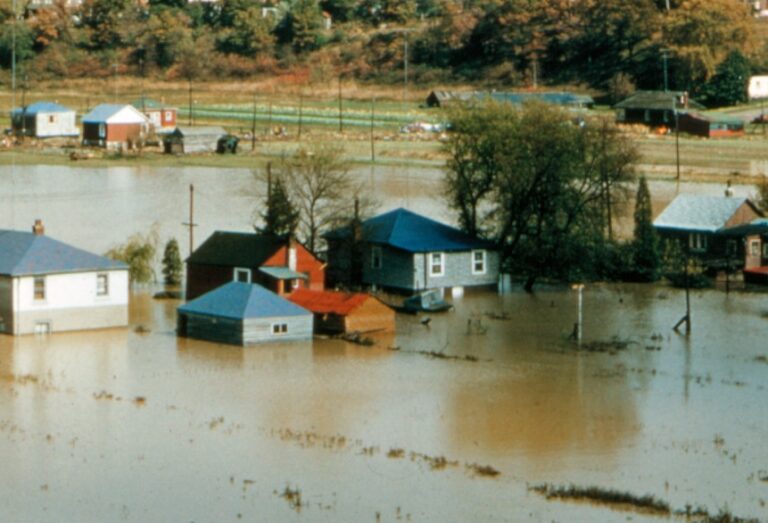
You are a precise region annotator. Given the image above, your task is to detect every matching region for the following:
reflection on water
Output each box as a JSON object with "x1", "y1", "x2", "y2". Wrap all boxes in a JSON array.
[{"x1": 0, "y1": 283, "x2": 765, "y2": 522}]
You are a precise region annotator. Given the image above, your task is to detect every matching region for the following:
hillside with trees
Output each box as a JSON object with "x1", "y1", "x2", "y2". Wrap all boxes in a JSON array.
[{"x1": 1, "y1": 0, "x2": 766, "y2": 104}]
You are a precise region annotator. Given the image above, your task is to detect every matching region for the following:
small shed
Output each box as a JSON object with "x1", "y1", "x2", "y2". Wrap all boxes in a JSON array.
[
  {"x1": 678, "y1": 112, "x2": 745, "y2": 138},
  {"x1": 177, "y1": 282, "x2": 313, "y2": 346},
  {"x1": 10, "y1": 102, "x2": 79, "y2": 138},
  {"x1": 614, "y1": 91, "x2": 705, "y2": 127},
  {"x1": 288, "y1": 288, "x2": 395, "y2": 334},
  {"x1": 81, "y1": 104, "x2": 149, "y2": 149},
  {"x1": 131, "y1": 98, "x2": 177, "y2": 134},
  {"x1": 163, "y1": 126, "x2": 227, "y2": 154}
]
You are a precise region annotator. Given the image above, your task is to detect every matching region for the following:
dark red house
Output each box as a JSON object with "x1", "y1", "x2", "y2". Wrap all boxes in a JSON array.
[
  {"x1": 185, "y1": 232, "x2": 325, "y2": 301},
  {"x1": 81, "y1": 104, "x2": 150, "y2": 149}
]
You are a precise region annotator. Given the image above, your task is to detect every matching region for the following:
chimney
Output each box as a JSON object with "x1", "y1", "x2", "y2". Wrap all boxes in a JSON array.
[
  {"x1": 288, "y1": 236, "x2": 297, "y2": 271},
  {"x1": 32, "y1": 219, "x2": 45, "y2": 236}
]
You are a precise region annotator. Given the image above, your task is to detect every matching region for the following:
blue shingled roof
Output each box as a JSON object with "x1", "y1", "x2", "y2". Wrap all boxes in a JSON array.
[
  {"x1": 653, "y1": 195, "x2": 757, "y2": 233},
  {"x1": 12, "y1": 102, "x2": 73, "y2": 115},
  {"x1": 326, "y1": 208, "x2": 495, "y2": 252},
  {"x1": 0, "y1": 230, "x2": 127, "y2": 276},
  {"x1": 178, "y1": 282, "x2": 311, "y2": 320}
]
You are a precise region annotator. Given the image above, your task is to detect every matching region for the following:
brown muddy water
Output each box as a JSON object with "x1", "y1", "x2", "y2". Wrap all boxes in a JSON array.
[{"x1": 0, "y1": 164, "x2": 767, "y2": 522}]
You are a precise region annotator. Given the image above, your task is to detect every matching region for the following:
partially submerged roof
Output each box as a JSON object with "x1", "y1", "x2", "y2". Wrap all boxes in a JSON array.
[
  {"x1": 0, "y1": 230, "x2": 127, "y2": 276},
  {"x1": 82, "y1": 104, "x2": 148, "y2": 124},
  {"x1": 325, "y1": 208, "x2": 495, "y2": 253},
  {"x1": 187, "y1": 232, "x2": 287, "y2": 267},
  {"x1": 614, "y1": 91, "x2": 705, "y2": 111},
  {"x1": 653, "y1": 195, "x2": 757, "y2": 232},
  {"x1": 12, "y1": 101, "x2": 74, "y2": 115},
  {"x1": 288, "y1": 288, "x2": 380, "y2": 315},
  {"x1": 178, "y1": 282, "x2": 310, "y2": 320}
]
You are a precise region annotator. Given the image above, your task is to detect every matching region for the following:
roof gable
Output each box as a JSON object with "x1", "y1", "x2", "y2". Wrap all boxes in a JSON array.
[
  {"x1": 653, "y1": 195, "x2": 758, "y2": 232},
  {"x1": 82, "y1": 104, "x2": 148, "y2": 124},
  {"x1": 178, "y1": 282, "x2": 310, "y2": 320},
  {"x1": 187, "y1": 232, "x2": 288, "y2": 267},
  {"x1": 326, "y1": 208, "x2": 495, "y2": 253},
  {"x1": 288, "y1": 288, "x2": 374, "y2": 315},
  {"x1": 0, "y1": 230, "x2": 127, "y2": 276}
]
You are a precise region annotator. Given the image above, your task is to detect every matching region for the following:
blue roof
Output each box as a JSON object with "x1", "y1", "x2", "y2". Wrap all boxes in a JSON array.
[
  {"x1": 178, "y1": 282, "x2": 311, "y2": 320},
  {"x1": 0, "y1": 230, "x2": 127, "y2": 276},
  {"x1": 653, "y1": 195, "x2": 756, "y2": 233},
  {"x1": 12, "y1": 102, "x2": 73, "y2": 115},
  {"x1": 326, "y1": 208, "x2": 495, "y2": 253}
]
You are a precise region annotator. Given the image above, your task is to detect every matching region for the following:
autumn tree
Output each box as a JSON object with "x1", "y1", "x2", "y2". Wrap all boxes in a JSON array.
[
  {"x1": 217, "y1": 6, "x2": 275, "y2": 56},
  {"x1": 277, "y1": 0, "x2": 323, "y2": 53},
  {"x1": 80, "y1": 0, "x2": 135, "y2": 49},
  {"x1": 136, "y1": 9, "x2": 193, "y2": 68}
]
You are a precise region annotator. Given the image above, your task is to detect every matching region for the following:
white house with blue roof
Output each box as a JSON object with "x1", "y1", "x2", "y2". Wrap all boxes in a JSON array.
[
  {"x1": 324, "y1": 208, "x2": 500, "y2": 294},
  {"x1": 82, "y1": 104, "x2": 149, "y2": 149},
  {"x1": 177, "y1": 282, "x2": 313, "y2": 346},
  {"x1": 0, "y1": 221, "x2": 129, "y2": 335},
  {"x1": 11, "y1": 102, "x2": 78, "y2": 138}
]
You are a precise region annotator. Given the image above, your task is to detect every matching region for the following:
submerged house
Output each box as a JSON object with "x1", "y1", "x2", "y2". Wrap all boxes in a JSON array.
[
  {"x1": 81, "y1": 104, "x2": 150, "y2": 149},
  {"x1": 10, "y1": 102, "x2": 79, "y2": 138},
  {"x1": 185, "y1": 232, "x2": 325, "y2": 301},
  {"x1": 677, "y1": 112, "x2": 745, "y2": 138},
  {"x1": 614, "y1": 91, "x2": 705, "y2": 127},
  {"x1": 718, "y1": 218, "x2": 768, "y2": 283},
  {"x1": 288, "y1": 288, "x2": 395, "y2": 334},
  {"x1": 0, "y1": 221, "x2": 129, "y2": 335},
  {"x1": 653, "y1": 195, "x2": 763, "y2": 267},
  {"x1": 163, "y1": 126, "x2": 227, "y2": 154},
  {"x1": 324, "y1": 208, "x2": 499, "y2": 294},
  {"x1": 177, "y1": 282, "x2": 313, "y2": 346}
]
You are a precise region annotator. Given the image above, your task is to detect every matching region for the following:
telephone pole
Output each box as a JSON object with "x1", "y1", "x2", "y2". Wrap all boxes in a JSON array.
[{"x1": 182, "y1": 184, "x2": 198, "y2": 256}]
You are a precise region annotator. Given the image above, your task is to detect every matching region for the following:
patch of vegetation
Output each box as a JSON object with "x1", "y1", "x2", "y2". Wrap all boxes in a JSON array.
[
  {"x1": 465, "y1": 463, "x2": 500, "y2": 478},
  {"x1": 387, "y1": 448, "x2": 405, "y2": 459},
  {"x1": 277, "y1": 485, "x2": 304, "y2": 512},
  {"x1": 530, "y1": 484, "x2": 671, "y2": 515}
]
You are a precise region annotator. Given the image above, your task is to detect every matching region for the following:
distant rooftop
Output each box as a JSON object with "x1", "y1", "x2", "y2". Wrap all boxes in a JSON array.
[{"x1": 653, "y1": 195, "x2": 756, "y2": 232}]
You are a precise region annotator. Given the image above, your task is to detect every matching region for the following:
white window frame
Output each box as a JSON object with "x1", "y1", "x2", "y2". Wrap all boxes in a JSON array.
[
  {"x1": 96, "y1": 273, "x2": 109, "y2": 296},
  {"x1": 98, "y1": 123, "x2": 106, "y2": 138},
  {"x1": 233, "y1": 267, "x2": 252, "y2": 283},
  {"x1": 688, "y1": 233, "x2": 707, "y2": 253},
  {"x1": 471, "y1": 250, "x2": 486, "y2": 275},
  {"x1": 371, "y1": 246, "x2": 382, "y2": 269},
  {"x1": 33, "y1": 276, "x2": 46, "y2": 301},
  {"x1": 164, "y1": 110, "x2": 173, "y2": 121},
  {"x1": 271, "y1": 323, "x2": 288, "y2": 335},
  {"x1": 750, "y1": 239, "x2": 760, "y2": 256},
  {"x1": 429, "y1": 252, "x2": 444, "y2": 277}
]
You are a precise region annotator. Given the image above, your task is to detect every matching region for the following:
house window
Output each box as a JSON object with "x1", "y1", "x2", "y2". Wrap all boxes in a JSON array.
[
  {"x1": 233, "y1": 268, "x2": 252, "y2": 283},
  {"x1": 49, "y1": 115, "x2": 56, "y2": 123},
  {"x1": 97, "y1": 273, "x2": 109, "y2": 296},
  {"x1": 688, "y1": 233, "x2": 707, "y2": 252},
  {"x1": 98, "y1": 123, "x2": 106, "y2": 138},
  {"x1": 644, "y1": 110, "x2": 650, "y2": 122},
  {"x1": 763, "y1": 242, "x2": 768, "y2": 258},
  {"x1": 750, "y1": 240, "x2": 760, "y2": 256},
  {"x1": 430, "y1": 252, "x2": 444, "y2": 277},
  {"x1": 371, "y1": 246, "x2": 382, "y2": 269},
  {"x1": 272, "y1": 323, "x2": 288, "y2": 335},
  {"x1": 164, "y1": 111, "x2": 173, "y2": 121},
  {"x1": 34, "y1": 277, "x2": 46, "y2": 301},
  {"x1": 472, "y1": 250, "x2": 486, "y2": 274}
]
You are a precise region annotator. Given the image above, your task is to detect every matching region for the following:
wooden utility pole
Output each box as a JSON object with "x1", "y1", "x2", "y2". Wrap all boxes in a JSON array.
[
  {"x1": 298, "y1": 93, "x2": 303, "y2": 139},
  {"x1": 188, "y1": 80, "x2": 193, "y2": 126},
  {"x1": 673, "y1": 252, "x2": 692, "y2": 335},
  {"x1": 338, "y1": 76, "x2": 343, "y2": 133},
  {"x1": 182, "y1": 184, "x2": 198, "y2": 256},
  {"x1": 251, "y1": 92, "x2": 257, "y2": 151},
  {"x1": 675, "y1": 109, "x2": 681, "y2": 193}
]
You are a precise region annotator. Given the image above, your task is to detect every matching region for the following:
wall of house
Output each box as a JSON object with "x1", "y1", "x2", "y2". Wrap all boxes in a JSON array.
[
  {"x1": 179, "y1": 313, "x2": 244, "y2": 345},
  {"x1": 0, "y1": 276, "x2": 13, "y2": 334},
  {"x1": 361, "y1": 246, "x2": 416, "y2": 290},
  {"x1": 725, "y1": 202, "x2": 762, "y2": 229},
  {"x1": 242, "y1": 315, "x2": 313, "y2": 344},
  {"x1": 35, "y1": 112, "x2": 78, "y2": 137},
  {"x1": 13, "y1": 270, "x2": 129, "y2": 335},
  {"x1": 344, "y1": 299, "x2": 395, "y2": 334},
  {"x1": 414, "y1": 250, "x2": 500, "y2": 291},
  {"x1": 106, "y1": 123, "x2": 145, "y2": 147},
  {"x1": 186, "y1": 264, "x2": 243, "y2": 300}
]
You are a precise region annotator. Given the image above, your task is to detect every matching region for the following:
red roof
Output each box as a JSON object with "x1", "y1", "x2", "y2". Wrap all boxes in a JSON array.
[{"x1": 288, "y1": 289, "x2": 373, "y2": 315}]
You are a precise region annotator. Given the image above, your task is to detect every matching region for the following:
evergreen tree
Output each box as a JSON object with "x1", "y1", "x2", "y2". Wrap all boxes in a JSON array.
[
  {"x1": 161, "y1": 238, "x2": 183, "y2": 285},
  {"x1": 258, "y1": 176, "x2": 300, "y2": 237},
  {"x1": 698, "y1": 50, "x2": 751, "y2": 107},
  {"x1": 631, "y1": 176, "x2": 661, "y2": 282}
]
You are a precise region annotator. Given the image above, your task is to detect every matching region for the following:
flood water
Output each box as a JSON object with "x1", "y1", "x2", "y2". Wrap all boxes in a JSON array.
[{"x1": 0, "y1": 164, "x2": 767, "y2": 522}]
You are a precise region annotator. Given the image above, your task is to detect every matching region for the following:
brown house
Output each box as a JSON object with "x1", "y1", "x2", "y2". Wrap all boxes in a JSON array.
[
  {"x1": 288, "y1": 288, "x2": 395, "y2": 334},
  {"x1": 81, "y1": 104, "x2": 149, "y2": 149},
  {"x1": 615, "y1": 91, "x2": 705, "y2": 128},
  {"x1": 185, "y1": 232, "x2": 325, "y2": 301},
  {"x1": 678, "y1": 113, "x2": 745, "y2": 138}
]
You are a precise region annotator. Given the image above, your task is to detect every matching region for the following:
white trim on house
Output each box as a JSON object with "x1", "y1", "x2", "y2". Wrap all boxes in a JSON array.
[
  {"x1": 233, "y1": 267, "x2": 252, "y2": 283},
  {"x1": 689, "y1": 233, "x2": 707, "y2": 252},
  {"x1": 471, "y1": 250, "x2": 486, "y2": 275},
  {"x1": 429, "y1": 252, "x2": 444, "y2": 277}
]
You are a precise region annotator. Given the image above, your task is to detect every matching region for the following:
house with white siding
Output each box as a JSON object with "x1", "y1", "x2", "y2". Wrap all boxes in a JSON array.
[
  {"x1": 10, "y1": 102, "x2": 79, "y2": 138},
  {"x1": 324, "y1": 208, "x2": 500, "y2": 295},
  {"x1": 0, "y1": 221, "x2": 129, "y2": 335}
]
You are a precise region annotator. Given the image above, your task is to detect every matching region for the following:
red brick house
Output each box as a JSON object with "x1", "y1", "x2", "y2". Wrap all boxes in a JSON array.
[
  {"x1": 185, "y1": 232, "x2": 325, "y2": 301},
  {"x1": 288, "y1": 288, "x2": 395, "y2": 334},
  {"x1": 81, "y1": 104, "x2": 149, "y2": 149}
]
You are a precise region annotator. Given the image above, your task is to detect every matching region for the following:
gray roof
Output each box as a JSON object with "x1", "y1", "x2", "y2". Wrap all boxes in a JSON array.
[
  {"x1": 0, "y1": 230, "x2": 127, "y2": 276},
  {"x1": 653, "y1": 195, "x2": 754, "y2": 232},
  {"x1": 615, "y1": 91, "x2": 706, "y2": 111},
  {"x1": 170, "y1": 126, "x2": 226, "y2": 138},
  {"x1": 178, "y1": 282, "x2": 311, "y2": 320}
]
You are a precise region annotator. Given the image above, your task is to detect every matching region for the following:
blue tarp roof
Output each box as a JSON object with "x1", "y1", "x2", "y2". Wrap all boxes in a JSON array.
[
  {"x1": 178, "y1": 282, "x2": 311, "y2": 320},
  {"x1": 653, "y1": 195, "x2": 755, "y2": 233},
  {"x1": 0, "y1": 230, "x2": 127, "y2": 276},
  {"x1": 326, "y1": 208, "x2": 495, "y2": 253},
  {"x1": 11, "y1": 102, "x2": 73, "y2": 115}
]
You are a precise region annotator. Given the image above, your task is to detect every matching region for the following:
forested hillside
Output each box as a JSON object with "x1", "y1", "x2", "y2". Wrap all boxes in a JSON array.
[{"x1": 0, "y1": 0, "x2": 765, "y2": 104}]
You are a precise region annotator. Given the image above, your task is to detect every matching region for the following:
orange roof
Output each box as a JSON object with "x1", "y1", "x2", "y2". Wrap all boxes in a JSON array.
[{"x1": 288, "y1": 289, "x2": 374, "y2": 315}]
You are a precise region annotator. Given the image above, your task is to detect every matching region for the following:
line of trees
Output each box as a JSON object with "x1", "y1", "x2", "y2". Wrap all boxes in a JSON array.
[{"x1": 0, "y1": 0, "x2": 763, "y2": 100}]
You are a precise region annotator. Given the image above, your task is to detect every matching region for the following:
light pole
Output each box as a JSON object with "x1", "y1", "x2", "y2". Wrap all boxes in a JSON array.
[{"x1": 571, "y1": 283, "x2": 585, "y2": 345}]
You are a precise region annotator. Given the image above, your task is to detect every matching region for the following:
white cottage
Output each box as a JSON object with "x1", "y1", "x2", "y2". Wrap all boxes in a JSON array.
[
  {"x1": 0, "y1": 221, "x2": 129, "y2": 335},
  {"x1": 11, "y1": 102, "x2": 79, "y2": 138}
]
